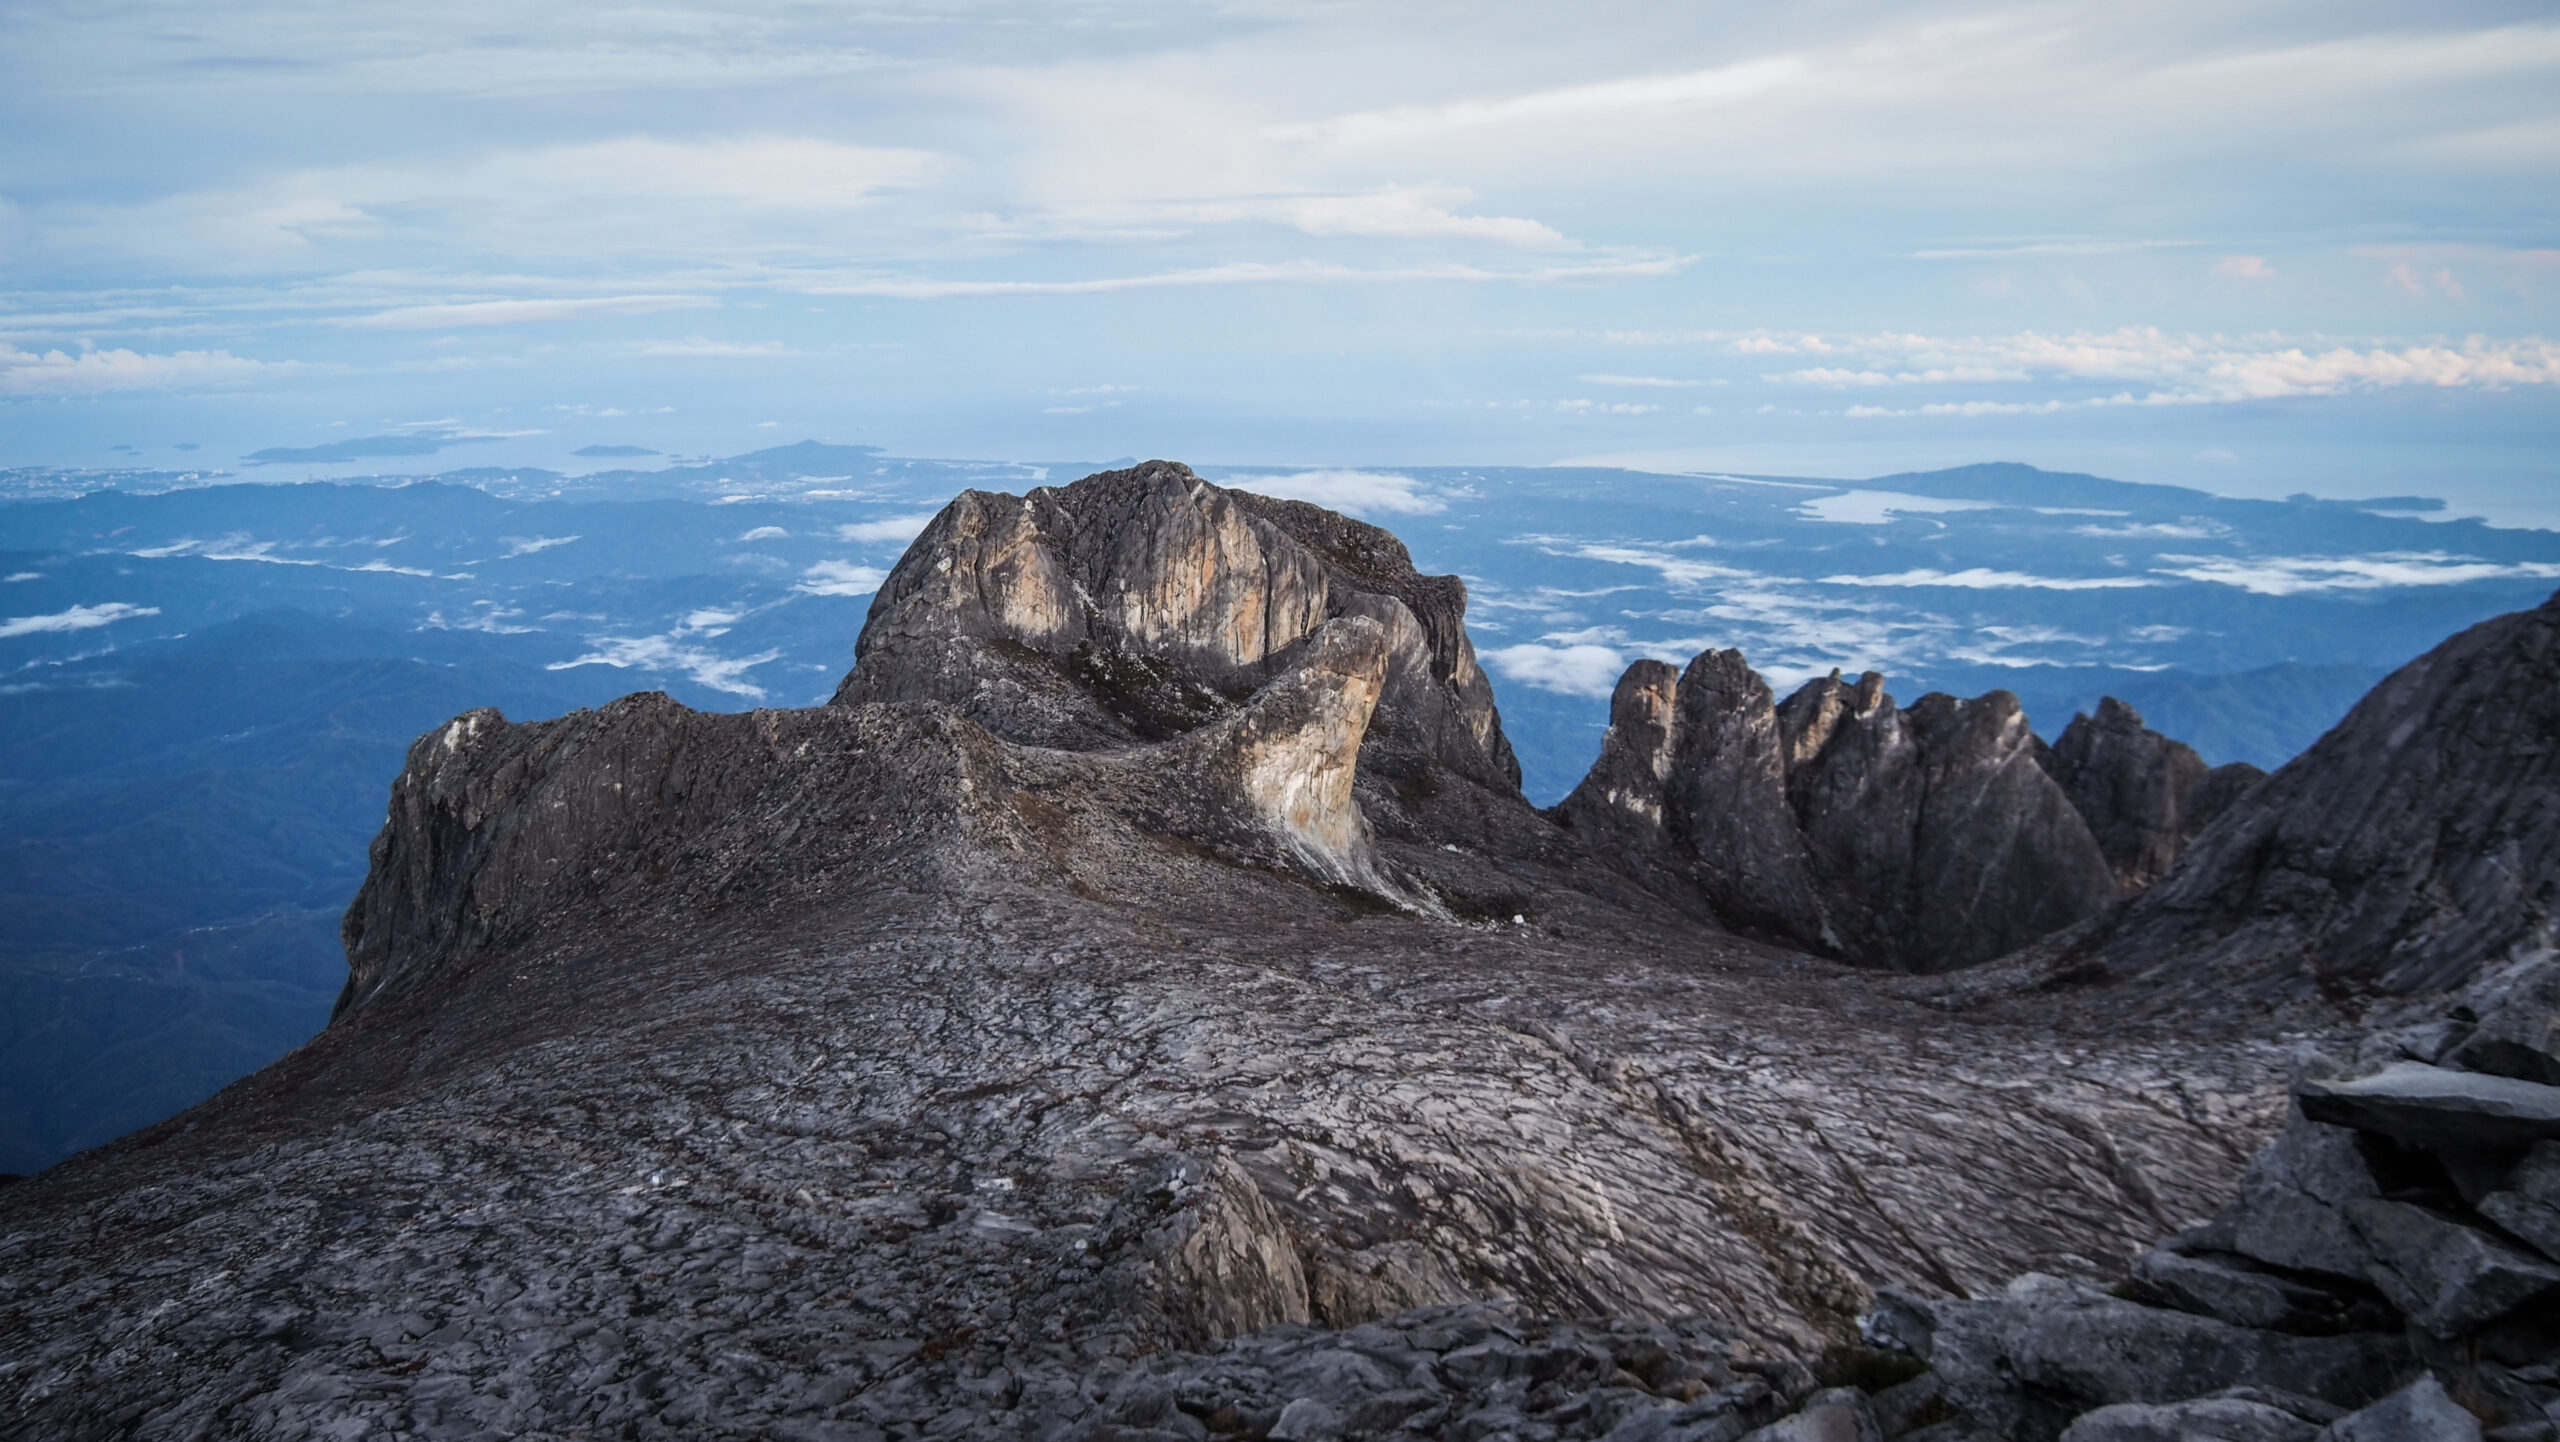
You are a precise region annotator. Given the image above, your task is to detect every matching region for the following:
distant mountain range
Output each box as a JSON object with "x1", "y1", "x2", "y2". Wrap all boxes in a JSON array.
[{"x1": 2, "y1": 445, "x2": 2555, "y2": 1174}]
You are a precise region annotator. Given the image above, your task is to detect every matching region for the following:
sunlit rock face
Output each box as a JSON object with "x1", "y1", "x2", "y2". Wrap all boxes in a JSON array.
[
  {"x1": 838, "y1": 459, "x2": 1516, "y2": 795},
  {"x1": 1564, "y1": 655, "x2": 2119, "y2": 971}
]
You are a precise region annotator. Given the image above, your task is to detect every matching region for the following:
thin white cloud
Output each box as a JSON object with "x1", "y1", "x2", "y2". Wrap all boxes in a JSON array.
[
  {"x1": 802, "y1": 255, "x2": 1690, "y2": 299},
  {"x1": 0, "y1": 343, "x2": 298, "y2": 394},
  {"x1": 1912, "y1": 239, "x2": 2202, "y2": 259},
  {"x1": 1272, "y1": 55, "x2": 1810, "y2": 148},
  {"x1": 1059, "y1": 186, "x2": 1566, "y2": 248},
  {"x1": 344, "y1": 295, "x2": 712, "y2": 330},
  {"x1": 798, "y1": 560, "x2": 888, "y2": 596},
  {"x1": 1578, "y1": 374, "x2": 1703, "y2": 387},
  {"x1": 1222, "y1": 470, "x2": 1445, "y2": 516},
  {"x1": 1769, "y1": 328, "x2": 2560, "y2": 408},
  {"x1": 549, "y1": 634, "x2": 781, "y2": 697},
  {"x1": 1820, "y1": 568, "x2": 2157, "y2": 590},
  {"x1": 837, "y1": 513, "x2": 939, "y2": 544},
  {"x1": 127, "y1": 534, "x2": 436, "y2": 574},
  {"x1": 1796, "y1": 490, "x2": 2001, "y2": 524},
  {"x1": 0, "y1": 601, "x2": 162, "y2": 638},
  {"x1": 1481, "y1": 642, "x2": 1630, "y2": 698},
  {"x1": 498, "y1": 535, "x2": 579, "y2": 557},
  {"x1": 421, "y1": 605, "x2": 539, "y2": 634},
  {"x1": 2153, "y1": 551, "x2": 2560, "y2": 595},
  {"x1": 67, "y1": 136, "x2": 945, "y2": 267},
  {"x1": 1541, "y1": 540, "x2": 1764, "y2": 589},
  {"x1": 625, "y1": 337, "x2": 800, "y2": 357}
]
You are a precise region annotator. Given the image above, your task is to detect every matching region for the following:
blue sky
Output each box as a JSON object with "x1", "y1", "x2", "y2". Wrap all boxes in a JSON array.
[{"x1": 3, "y1": 2, "x2": 2557, "y2": 521}]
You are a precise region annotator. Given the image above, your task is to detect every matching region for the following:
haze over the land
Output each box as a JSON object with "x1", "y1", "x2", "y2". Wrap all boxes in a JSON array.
[{"x1": 2, "y1": 1, "x2": 2557, "y2": 522}]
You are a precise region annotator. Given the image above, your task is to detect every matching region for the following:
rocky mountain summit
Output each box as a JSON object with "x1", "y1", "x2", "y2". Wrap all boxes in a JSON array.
[
  {"x1": 4, "y1": 463, "x2": 2558, "y2": 1441},
  {"x1": 1555, "y1": 656, "x2": 2249, "y2": 970}
]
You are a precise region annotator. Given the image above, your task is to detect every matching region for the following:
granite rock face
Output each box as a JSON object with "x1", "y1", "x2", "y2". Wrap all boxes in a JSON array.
[
  {"x1": 839, "y1": 460, "x2": 1519, "y2": 795},
  {"x1": 2068, "y1": 589, "x2": 2560, "y2": 999},
  {"x1": 1562, "y1": 658, "x2": 2118, "y2": 971},
  {"x1": 2046, "y1": 697, "x2": 2265, "y2": 893}
]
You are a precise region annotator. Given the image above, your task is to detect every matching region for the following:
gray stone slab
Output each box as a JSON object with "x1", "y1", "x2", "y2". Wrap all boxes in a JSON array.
[
  {"x1": 2316, "y1": 1375, "x2": 2481, "y2": 1442},
  {"x1": 2345, "y1": 1198, "x2": 2560, "y2": 1337},
  {"x1": 2060, "y1": 1396, "x2": 2321, "y2": 1442},
  {"x1": 2297, "y1": 1064, "x2": 2560, "y2": 1154}
]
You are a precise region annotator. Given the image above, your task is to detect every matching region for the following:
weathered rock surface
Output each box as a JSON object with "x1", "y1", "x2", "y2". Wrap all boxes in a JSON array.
[
  {"x1": 2315, "y1": 1376, "x2": 2482, "y2": 1442},
  {"x1": 2062, "y1": 589, "x2": 2560, "y2": 999},
  {"x1": 838, "y1": 460, "x2": 1519, "y2": 796},
  {"x1": 1867, "y1": 958, "x2": 2560, "y2": 1440},
  {"x1": 2297, "y1": 1063, "x2": 2560, "y2": 1154},
  {"x1": 1560, "y1": 653, "x2": 1832, "y2": 949},
  {"x1": 1, "y1": 468, "x2": 2311, "y2": 1440},
  {"x1": 12, "y1": 476, "x2": 2560, "y2": 1440},
  {"x1": 2129, "y1": 1247, "x2": 2382, "y2": 1334},
  {"x1": 2451, "y1": 962, "x2": 2560, "y2": 1086},
  {"x1": 2058, "y1": 1394, "x2": 2322, "y2": 1442},
  {"x1": 2046, "y1": 697, "x2": 2264, "y2": 893},
  {"x1": 1877, "y1": 1274, "x2": 2404, "y2": 1442},
  {"x1": 1561, "y1": 659, "x2": 2118, "y2": 971},
  {"x1": 2220, "y1": 1120, "x2": 2384, "y2": 1280},
  {"x1": 2344, "y1": 1197, "x2": 2560, "y2": 1337},
  {"x1": 2478, "y1": 1140, "x2": 2560, "y2": 1263}
]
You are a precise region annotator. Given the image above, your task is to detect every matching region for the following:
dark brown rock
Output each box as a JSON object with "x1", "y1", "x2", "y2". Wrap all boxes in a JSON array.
[
  {"x1": 2047, "y1": 697, "x2": 2263, "y2": 893},
  {"x1": 1565, "y1": 659, "x2": 2117, "y2": 971}
]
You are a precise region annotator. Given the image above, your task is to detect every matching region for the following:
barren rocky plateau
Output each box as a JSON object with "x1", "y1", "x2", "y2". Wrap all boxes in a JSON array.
[{"x1": 4, "y1": 462, "x2": 2557, "y2": 1442}]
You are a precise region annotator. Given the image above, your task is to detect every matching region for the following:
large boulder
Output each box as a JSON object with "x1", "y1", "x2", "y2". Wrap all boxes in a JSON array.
[
  {"x1": 2220, "y1": 1120, "x2": 2384, "y2": 1281},
  {"x1": 2343, "y1": 1198, "x2": 2560, "y2": 1337},
  {"x1": 2314, "y1": 1376, "x2": 2481, "y2": 1442},
  {"x1": 2295, "y1": 1063, "x2": 2560, "y2": 1154},
  {"x1": 2448, "y1": 958, "x2": 2560, "y2": 1086},
  {"x1": 2129, "y1": 1248, "x2": 2376, "y2": 1334},
  {"x1": 2477, "y1": 1140, "x2": 2560, "y2": 1263},
  {"x1": 2058, "y1": 1395, "x2": 2320, "y2": 1442},
  {"x1": 1877, "y1": 1276, "x2": 2405, "y2": 1442}
]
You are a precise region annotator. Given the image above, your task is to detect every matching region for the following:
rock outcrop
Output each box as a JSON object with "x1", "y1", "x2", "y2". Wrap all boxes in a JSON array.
[
  {"x1": 839, "y1": 460, "x2": 1519, "y2": 796},
  {"x1": 2062, "y1": 589, "x2": 2560, "y2": 999},
  {"x1": 1562, "y1": 656, "x2": 2119, "y2": 971},
  {"x1": 2045, "y1": 697, "x2": 2265, "y2": 892},
  {"x1": 1870, "y1": 954, "x2": 2560, "y2": 1441}
]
